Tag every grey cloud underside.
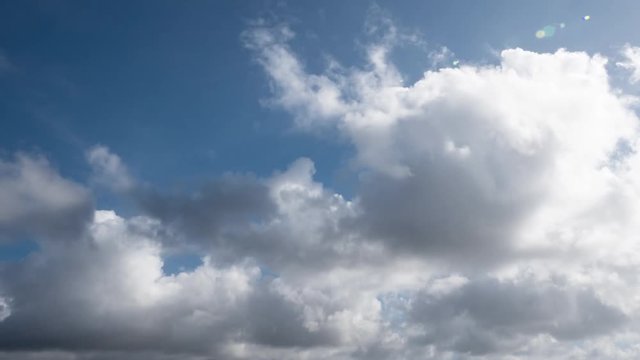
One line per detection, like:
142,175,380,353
354,159,540,266
0,216,341,356
133,168,370,271
0,146,633,360
135,174,276,242
408,278,627,355
0,352,210,360
0,155,93,242
0,156,369,357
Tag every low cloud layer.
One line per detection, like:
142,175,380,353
3,20,640,360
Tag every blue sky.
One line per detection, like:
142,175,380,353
3,1,640,359
2,1,638,194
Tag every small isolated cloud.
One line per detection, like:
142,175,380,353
428,46,455,68
242,24,348,128
86,145,134,192
617,44,640,83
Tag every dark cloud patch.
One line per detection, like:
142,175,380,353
135,174,276,244
350,105,557,267
354,165,531,267
133,158,372,274
0,154,93,242
0,211,343,357
243,282,339,348
0,351,211,360
0,240,233,354
407,277,627,355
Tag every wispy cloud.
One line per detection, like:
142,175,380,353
617,44,640,83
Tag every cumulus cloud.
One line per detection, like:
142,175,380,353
4,17,640,360
0,210,258,355
135,157,380,274
238,20,640,358
245,23,640,268
0,208,388,358
0,152,391,359
408,277,627,354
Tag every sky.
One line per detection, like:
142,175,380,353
2,0,640,359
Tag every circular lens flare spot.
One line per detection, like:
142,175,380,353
543,25,556,37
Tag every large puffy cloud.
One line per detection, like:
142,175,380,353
240,21,640,358
0,210,350,356
245,23,640,267
0,155,390,359
358,49,637,253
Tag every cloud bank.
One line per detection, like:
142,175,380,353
3,20,640,360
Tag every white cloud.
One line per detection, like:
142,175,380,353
0,151,439,359
243,25,347,128
0,205,394,358
86,145,134,191
428,46,455,68
0,208,260,354
5,17,640,360
617,44,640,83
245,24,640,263
242,21,640,358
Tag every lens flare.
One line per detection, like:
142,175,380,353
583,15,591,21
535,25,557,39
543,25,556,37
